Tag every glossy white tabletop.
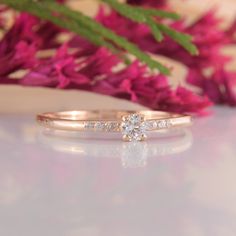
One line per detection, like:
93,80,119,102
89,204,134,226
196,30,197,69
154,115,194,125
0,107,236,236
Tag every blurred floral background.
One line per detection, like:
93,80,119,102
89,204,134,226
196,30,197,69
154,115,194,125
0,0,235,114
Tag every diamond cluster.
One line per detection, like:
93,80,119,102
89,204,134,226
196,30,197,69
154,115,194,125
84,121,119,132
85,113,172,141
121,114,172,141
144,119,172,131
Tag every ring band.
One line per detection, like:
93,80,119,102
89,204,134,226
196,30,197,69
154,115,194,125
37,110,192,141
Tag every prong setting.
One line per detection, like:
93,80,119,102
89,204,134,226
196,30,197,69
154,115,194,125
140,134,147,141
122,116,128,122
121,113,147,142
122,134,132,142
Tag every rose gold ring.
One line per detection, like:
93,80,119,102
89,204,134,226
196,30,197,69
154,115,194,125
37,110,192,142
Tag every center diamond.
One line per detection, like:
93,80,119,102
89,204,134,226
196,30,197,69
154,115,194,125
121,113,147,142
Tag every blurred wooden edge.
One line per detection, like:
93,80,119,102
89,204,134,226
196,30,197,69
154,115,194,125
0,86,146,114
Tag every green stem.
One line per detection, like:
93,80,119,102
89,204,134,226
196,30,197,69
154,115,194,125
156,23,199,55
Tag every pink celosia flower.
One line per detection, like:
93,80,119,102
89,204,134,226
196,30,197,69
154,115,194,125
0,14,38,77
93,61,211,113
0,41,36,77
69,35,99,57
21,44,120,88
0,13,62,77
226,19,236,43
21,44,90,89
0,14,39,52
187,69,236,105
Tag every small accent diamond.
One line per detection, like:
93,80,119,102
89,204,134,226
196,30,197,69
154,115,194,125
157,119,172,129
84,122,95,130
106,122,119,132
144,120,157,130
95,122,106,131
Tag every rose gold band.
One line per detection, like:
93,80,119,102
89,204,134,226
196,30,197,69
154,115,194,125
37,110,192,133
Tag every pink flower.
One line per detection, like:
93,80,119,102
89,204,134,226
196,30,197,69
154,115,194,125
21,44,120,88
69,36,98,57
187,69,236,105
0,13,62,77
93,62,211,113
0,41,36,77
77,46,120,79
21,44,90,88
226,19,236,43
0,14,38,77
36,21,63,50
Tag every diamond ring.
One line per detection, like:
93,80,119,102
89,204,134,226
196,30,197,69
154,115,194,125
37,110,192,141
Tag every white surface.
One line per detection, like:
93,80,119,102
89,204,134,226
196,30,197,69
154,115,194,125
0,107,236,236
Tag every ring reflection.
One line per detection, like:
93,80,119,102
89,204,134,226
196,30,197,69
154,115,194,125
38,129,193,168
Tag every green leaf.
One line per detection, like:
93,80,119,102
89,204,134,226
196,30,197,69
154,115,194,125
157,24,199,55
145,16,163,42
102,0,146,23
